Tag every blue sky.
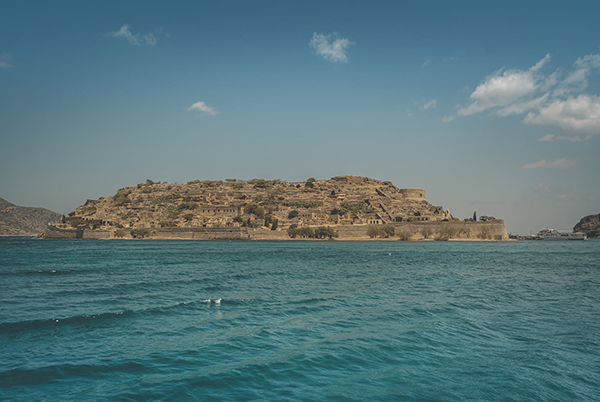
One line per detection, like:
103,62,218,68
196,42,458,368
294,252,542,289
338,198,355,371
1,0,599,234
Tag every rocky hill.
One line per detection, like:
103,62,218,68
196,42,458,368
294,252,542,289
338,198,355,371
573,213,600,238
0,198,62,236
58,176,453,231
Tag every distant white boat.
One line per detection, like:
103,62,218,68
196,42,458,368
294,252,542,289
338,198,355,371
537,228,587,240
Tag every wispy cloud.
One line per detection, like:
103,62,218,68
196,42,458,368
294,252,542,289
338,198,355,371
420,99,437,110
187,101,218,116
537,133,583,142
559,194,573,200
455,52,600,140
441,115,455,123
309,32,354,63
0,52,13,68
107,24,166,46
534,182,549,192
421,56,458,68
522,158,577,169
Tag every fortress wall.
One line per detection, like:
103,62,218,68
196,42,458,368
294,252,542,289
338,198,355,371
335,220,508,240
391,220,508,240
152,227,246,240
82,230,112,239
245,228,289,240
42,226,79,239
42,220,508,240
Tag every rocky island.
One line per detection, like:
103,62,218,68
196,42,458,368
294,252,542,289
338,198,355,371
42,176,508,241
573,213,600,238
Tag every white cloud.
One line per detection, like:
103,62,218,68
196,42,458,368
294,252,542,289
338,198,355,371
420,99,437,110
309,32,354,63
522,158,577,169
421,59,431,68
454,52,600,140
187,101,218,116
441,115,454,123
107,24,164,46
0,52,13,68
534,183,549,192
496,93,549,117
458,54,550,116
559,194,573,200
524,94,600,139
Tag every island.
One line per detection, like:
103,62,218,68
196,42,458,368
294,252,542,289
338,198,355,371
42,176,508,241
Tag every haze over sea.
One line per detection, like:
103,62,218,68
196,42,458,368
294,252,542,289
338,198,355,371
1,239,599,401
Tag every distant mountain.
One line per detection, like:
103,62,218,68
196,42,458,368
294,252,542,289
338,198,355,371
573,213,600,239
0,198,62,236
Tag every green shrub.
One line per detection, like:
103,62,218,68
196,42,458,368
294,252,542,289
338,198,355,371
436,226,457,241
114,230,128,238
68,218,87,228
288,210,299,219
130,228,151,238
421,228,433,239
112,190,131,206
244,203,265,218
315,226,338,239
397,231,411,240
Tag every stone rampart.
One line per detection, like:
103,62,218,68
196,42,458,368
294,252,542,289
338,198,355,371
42,220,508,241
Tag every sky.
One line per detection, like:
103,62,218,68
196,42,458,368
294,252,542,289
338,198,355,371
1,0,599,234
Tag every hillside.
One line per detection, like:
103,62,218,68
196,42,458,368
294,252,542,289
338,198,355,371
0,198,62,236
60,176,452,230
573,213,600,238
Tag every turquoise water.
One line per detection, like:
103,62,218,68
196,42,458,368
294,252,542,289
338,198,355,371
1,239,599,401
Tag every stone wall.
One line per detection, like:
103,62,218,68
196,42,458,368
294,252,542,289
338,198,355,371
42,220,508,241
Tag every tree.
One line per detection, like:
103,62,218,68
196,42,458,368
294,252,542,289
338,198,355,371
114,230,128,238
315,226,338,239
382,225,395,238
271,219,278,230
473,211,477,222
130,228,151,238
288,210,299,219
367,226,379,238
421,227,433,239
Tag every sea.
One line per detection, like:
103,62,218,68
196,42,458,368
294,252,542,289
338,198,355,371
1,238,598,401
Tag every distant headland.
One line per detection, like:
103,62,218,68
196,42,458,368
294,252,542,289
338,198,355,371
0,198,61,236
42,176,508,241
573,213,600,238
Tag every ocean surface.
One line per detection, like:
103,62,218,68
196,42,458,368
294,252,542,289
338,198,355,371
1,239,599,401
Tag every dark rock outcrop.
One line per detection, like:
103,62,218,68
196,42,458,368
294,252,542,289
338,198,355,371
0,198,62,236
573,213,600,238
